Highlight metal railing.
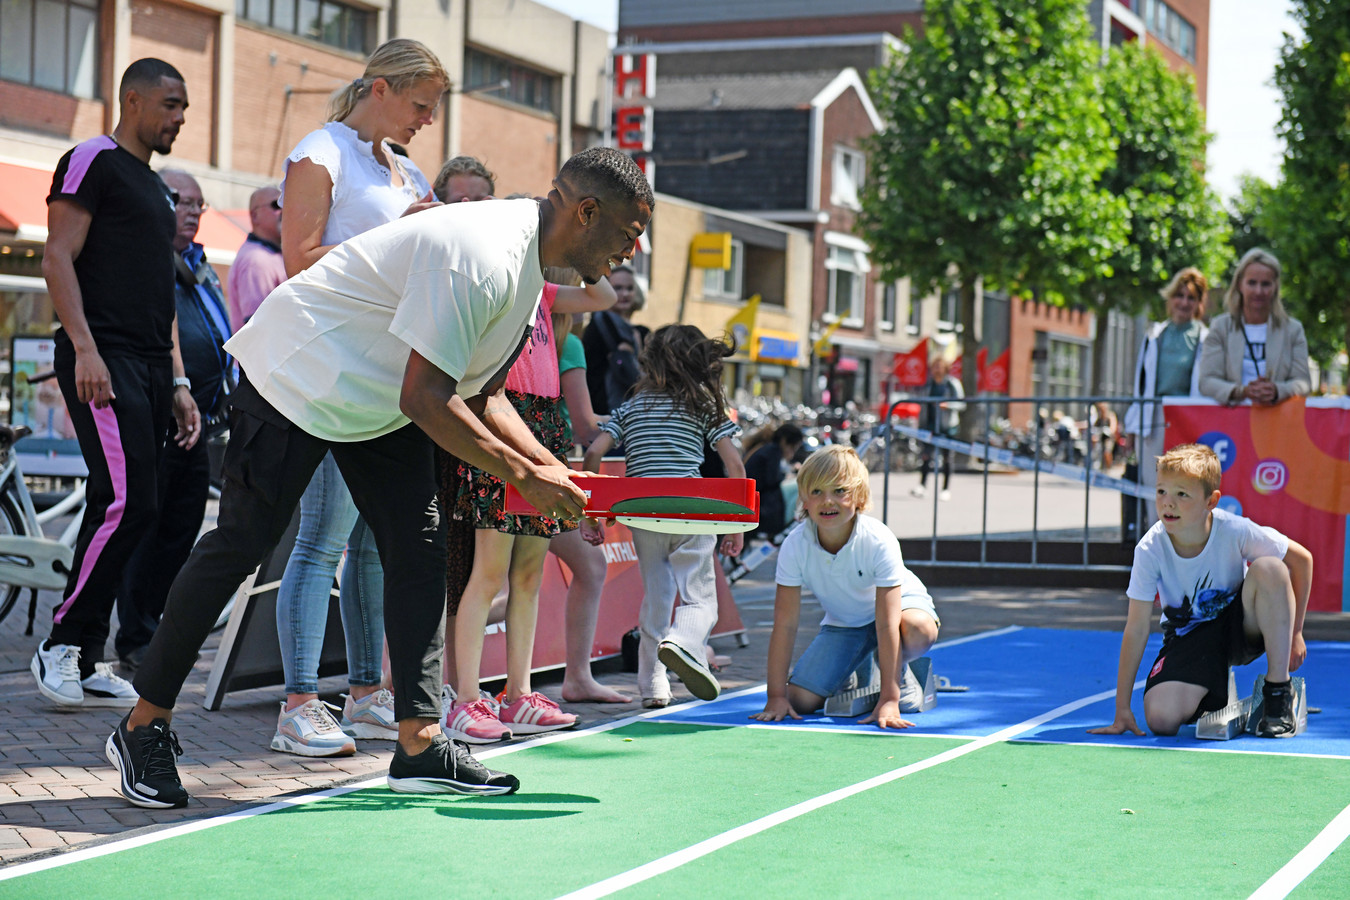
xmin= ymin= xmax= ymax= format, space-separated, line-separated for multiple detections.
xmin=864 ymin=393 xmax=1162 ymax=574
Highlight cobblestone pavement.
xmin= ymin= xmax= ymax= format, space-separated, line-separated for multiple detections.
xmin=3 ymin=540 xmax=1347 ymax=867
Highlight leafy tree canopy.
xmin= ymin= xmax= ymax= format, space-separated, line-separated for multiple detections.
xmin=860 ymin=0 xmax=1129 ymax=301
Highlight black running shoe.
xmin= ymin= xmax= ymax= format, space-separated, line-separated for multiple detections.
xmin=105 ymin=714 xmax=189 ymax=808
xmin=1257 ymin=679 xmax=1297 ymax=738
xmin=657 ymin=640 xmax=721 ymax=701
xmin=387 ymin=734 xmax=520 ymax=796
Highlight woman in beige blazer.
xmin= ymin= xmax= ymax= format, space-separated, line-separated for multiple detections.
xmin=1199 ymin=248 xmax=1310 ymax=406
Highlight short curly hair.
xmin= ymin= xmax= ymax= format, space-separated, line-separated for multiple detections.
xmin=556 ymin=147 xmax=654 ymax=211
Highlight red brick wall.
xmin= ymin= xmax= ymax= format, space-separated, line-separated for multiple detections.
xmin=1162 ymin=0 xmax=1209 ymax=108
xmin=0 ymin=81 xmax=106 ymax=142
xmin=128 ymin=0 xmax=218 ymax=166
xmin=812 ymin=83 xmax=877 ymax=328
xmin=458 ymin=95 xmax=560 ymax=197
xmin=230 ymin=24 xmax=445 ymax=184
xmin=1007 ymin=298 xmax=1094 ymax=425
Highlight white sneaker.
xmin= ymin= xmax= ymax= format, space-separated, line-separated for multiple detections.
xmin=80 ymin=662 xmax=138 ymax=708
xmin=939 ymin=489 xmax=952 ymax=502
xmin=910 ymin=484 xmax=927 ymax=498
xmin=32 ymin=641 xmax=83 ymax=706
xmin=899 ymin=664 xmax=924 ymax=713
xmin=270 ymin=700 xmax=356 ymax=757
xmin=341 ymin=688 xmax=398 ymax=740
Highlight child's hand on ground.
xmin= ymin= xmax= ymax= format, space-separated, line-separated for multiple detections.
xmin=580 ymin=517 xmax=605 ymax=546
xmin=862 ymin=699 xmax=916 ymax=730
xmin=1087 ymin=711 xmax=1144 ymax=736
xmin=750 ymin=697 xmax=800 ymax=722
xmin=720 ymin=532 xmax=744 ymax=557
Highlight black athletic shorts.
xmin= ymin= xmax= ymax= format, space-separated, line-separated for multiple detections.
xmin=1144 ymin=593 xmax=1264 ymax=717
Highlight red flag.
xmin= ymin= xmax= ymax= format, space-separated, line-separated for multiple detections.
xmin=978 ymin=348 xmax=1010 ymax=394
xmin=892 ymin=338 xmax=928 ymax=387
xmin=950 ymin=354 xmax=963 ymax=382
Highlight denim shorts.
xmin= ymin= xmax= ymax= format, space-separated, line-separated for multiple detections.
xmin=789 ymin=624 xmax=880 ymax=698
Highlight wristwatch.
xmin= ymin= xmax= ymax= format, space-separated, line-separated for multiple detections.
xmin=173 ymin=376 xmax=191 ymax=391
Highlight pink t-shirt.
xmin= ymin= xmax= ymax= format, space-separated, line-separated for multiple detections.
xmin=505 ymin=282 xmax=560 ymax=398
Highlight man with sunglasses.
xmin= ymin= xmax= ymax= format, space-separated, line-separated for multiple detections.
xmin=227 ymin=186 xmax=286 ymax=331
xmin=32 ymin=58 xmax=201 ymax=711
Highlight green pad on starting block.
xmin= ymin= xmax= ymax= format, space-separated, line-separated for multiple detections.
xmin=1244 ymin=674 xmax=1308 ymax=737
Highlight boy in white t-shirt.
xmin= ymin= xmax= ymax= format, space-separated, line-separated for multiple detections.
xmin=751 ymin=446 xmax=940 ymax=730
xmin=1090 ymin=444 xmax=1312 ymax=738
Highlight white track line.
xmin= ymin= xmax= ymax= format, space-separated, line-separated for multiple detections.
xmin=930 ymin=625 xmax=1023 ymax=649
xmin=555 ymin=681 xmax=1139 ymax=900
xmin=1248 ymin=801 xmax=1350 ymax=900
xmin=0 ymin=695 xmax=716 ymax=882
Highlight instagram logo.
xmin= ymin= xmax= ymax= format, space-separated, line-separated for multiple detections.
xmin=1251 ymin=459 xmax=1288 ymax=494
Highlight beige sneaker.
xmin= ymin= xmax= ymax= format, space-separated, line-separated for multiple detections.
xmin=270 ymin=699 xmax=355 ymax=757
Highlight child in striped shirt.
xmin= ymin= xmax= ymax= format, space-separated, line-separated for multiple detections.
xmin=582 ymin=324 xmax=745 ymax=707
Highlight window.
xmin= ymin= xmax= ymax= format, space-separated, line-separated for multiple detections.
xmin=1032 ymin=333 xmax=1088 ymax=399
xmin=907 ymin=284 xmax=923 ymax=335
xmin=0 ymin=0 xmax=98 ymax=98
xmin=937 ymin=287 xmax=961 ymax=333
xmin=825 ymin=245 xmax=867 ymax=324
xmin=237 ymin=0 xmax=372 ymax=54
xmin=879 ymin=282 xmax=897 ymax=332
xmin=703 ymin=238 xmax=743 ymax=299
xmin=1141 ymin=0 xmax=1197 ymax=63
xmin=831 ymin=146 xmax=865 ymax=210
xmin=464 ymin=48 xmax=559 ymax=115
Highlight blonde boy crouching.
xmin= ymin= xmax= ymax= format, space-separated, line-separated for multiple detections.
xmin=1090 ymin=443 xmax=1312 ymax=739
xmin=751 ymin=446 xmax=940 ymax=730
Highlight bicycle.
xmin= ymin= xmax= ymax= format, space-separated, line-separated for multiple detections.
xmin=0 ymin=423 xmax=76 ymax=628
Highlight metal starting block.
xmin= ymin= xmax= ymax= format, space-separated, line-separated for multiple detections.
xmin=1196 ymin=670 xmax=1252 ymax=740
xmin=1196 ymin=670 xmax=1307 ymax=739
xmin=824 ymin=657 xmax=881 ymax=717
xmin=1244 ymin=674 xmax=1308 ymax=737
xmin=904 ymin=656 xmax=939 ymax=712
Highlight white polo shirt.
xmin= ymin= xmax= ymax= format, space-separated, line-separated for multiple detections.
xmin=776 ymin=515 xmax=935 ymax=628
xmin=225 ymin=198 xmax=543 ymax=442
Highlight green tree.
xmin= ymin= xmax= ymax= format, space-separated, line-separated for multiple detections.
xmin=1227 ymin=174 xmax=1280 ymax=264
xmin=1271 ymin=0 xmax=1350 ymax=371
xmin=1083 ymin=41 xmax=1229 ymax=390
xmin=860 ymin=0 xmax=1128 ymax=410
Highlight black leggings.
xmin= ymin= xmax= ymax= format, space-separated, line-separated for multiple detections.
xmin=134 ymin=381 xmax=448 ymax=720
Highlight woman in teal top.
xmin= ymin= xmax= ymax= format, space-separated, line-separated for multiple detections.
xmin=1123 ymin=267 xmax=1209 ymax=530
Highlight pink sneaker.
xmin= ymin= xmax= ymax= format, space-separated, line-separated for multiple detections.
xmin=497 ymin=692 xmax=578 ymax=734
xmin=444 ymin=698 xmax=512 ymax=744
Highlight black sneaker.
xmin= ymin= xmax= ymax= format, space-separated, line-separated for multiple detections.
xmin=657 ymin=640 xmax=721 ymax=701
xmin=105 ymin=713 xmax=189 ymax=808
xmin=1257 ymin=679 xmax=1297 ymax=738
xmin=387 ymin=734 xmax=520 ymax=796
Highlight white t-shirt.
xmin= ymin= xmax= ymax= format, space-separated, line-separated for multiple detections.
xmin=281 ymin=122 xmax=430 ymax=245
xmin=1241 ymin=322 xmax=1268 ymax=385
xmin=1126 ymin=508 xmax=1289 ymax=636
xmin=775 ymin=515 xmax=935 ymax=628
xmin=225 ymin=199 xmax=544 ymax=442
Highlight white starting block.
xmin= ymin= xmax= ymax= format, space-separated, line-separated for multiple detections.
xmin=822 ymin=656 xmax=941 ymax=717
xmin=1195 ymin=670 xmax=1307 ymax=740
xmin=905 ymin=656 xmax=939 ymax=712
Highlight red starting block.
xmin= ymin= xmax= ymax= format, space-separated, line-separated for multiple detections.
xmin=505 ymin=476 xmax=760 ymax=534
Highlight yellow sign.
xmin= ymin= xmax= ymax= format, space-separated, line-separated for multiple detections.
xmin=813 ymin=320 xmax=842 ymax=356
xmin=725 ymin=294 xmax=761 ymax=350
xmin=689 ymin=232 xmax=732 ymax=269
xmin=752 ymin=328 xmax=801 ymax=365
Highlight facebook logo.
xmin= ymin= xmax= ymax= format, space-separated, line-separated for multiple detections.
xmin=1197 ymin=431 xmax=1237 ymax=472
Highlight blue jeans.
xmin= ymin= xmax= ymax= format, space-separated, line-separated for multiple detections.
xmin=275 ymin=452 xmax=385 ymax=694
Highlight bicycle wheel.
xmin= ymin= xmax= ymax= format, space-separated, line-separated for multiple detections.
xmin=0 ymin=493 xmax=29 ymax=625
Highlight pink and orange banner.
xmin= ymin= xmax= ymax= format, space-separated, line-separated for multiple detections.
xmin=1166 ymin=397 xmax=1350 ymax=613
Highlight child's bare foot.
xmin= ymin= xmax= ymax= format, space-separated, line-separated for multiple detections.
xmin=562 ymin=679 xmax=632 ymax=703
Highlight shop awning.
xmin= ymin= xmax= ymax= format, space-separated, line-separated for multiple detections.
xmin=0 ymin=160 xmax=247 ymax=266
